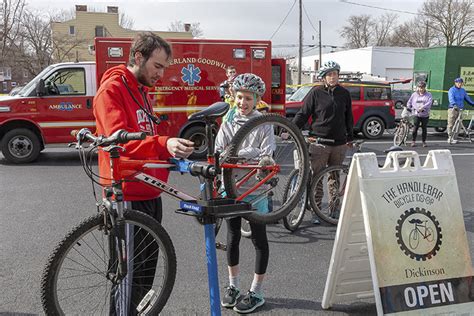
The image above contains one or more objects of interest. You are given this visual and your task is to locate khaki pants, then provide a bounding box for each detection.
[447,108,459,137]
[309,143,347,212]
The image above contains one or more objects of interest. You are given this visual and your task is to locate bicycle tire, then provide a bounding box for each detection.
[393,122,408,146]
[449,118,460,144]
[223,114,309,224]
[41,210,177,315]
[282,169,307,232]
[309,165,349,225]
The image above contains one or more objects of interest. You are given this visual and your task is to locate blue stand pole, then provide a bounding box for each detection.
[204,223,221,316]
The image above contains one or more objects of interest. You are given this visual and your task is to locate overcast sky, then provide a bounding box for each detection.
[30,0,425,57]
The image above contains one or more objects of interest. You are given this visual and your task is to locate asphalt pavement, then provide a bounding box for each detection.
[0,129,473,315]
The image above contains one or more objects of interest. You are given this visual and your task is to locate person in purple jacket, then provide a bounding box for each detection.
[407,81,433,147]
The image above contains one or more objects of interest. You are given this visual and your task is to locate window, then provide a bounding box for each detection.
[271,65,281,88]
[2,82,7,92]
[0,67,12,80]
[95,26,105,37]
[414,72,429,88]
[364,87,391,100]
[346,86,360,100]
[44,68,86,96]
[69,25,75,35]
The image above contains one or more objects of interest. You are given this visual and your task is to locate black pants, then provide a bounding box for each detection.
[226,217,269,275]
[110,197,163,315]
[412,116,429,142]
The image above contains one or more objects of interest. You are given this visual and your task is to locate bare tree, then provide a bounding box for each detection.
[374,13,399,46]
[14,8,88,75]
[168,20,204,38]
[390,18,433,47]
[422,0,474,46]
[119,12,134,29]
[340,15,374,48]
[18,9,53,75]
[1,0,26,61]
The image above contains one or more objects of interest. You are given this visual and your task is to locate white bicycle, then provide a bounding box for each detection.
[448,108,473,144]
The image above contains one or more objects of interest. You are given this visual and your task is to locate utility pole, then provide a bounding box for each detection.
[298,0,302,85]
[424,21,429,47]
[319,20,322,69]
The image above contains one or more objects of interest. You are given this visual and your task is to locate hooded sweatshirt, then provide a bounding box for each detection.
[215,110,275,159]
[93,65,171,201]
[215,110,275,196]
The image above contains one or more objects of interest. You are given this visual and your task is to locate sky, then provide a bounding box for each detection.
[29,0,426,58]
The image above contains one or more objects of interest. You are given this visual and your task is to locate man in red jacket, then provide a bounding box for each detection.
[94,32,194,314]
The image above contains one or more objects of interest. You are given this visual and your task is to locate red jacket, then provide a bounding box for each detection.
[94,65,171,201]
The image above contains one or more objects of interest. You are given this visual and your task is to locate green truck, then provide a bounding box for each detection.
[413,46,474,131]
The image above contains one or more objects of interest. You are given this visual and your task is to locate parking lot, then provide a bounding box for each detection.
[0,130,473,315]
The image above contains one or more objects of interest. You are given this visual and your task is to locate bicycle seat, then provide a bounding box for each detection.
[383,145,403,153]
[408,218,423,224]
[189,102,229,121]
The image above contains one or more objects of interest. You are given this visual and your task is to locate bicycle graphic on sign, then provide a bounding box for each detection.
[408,218,434,250]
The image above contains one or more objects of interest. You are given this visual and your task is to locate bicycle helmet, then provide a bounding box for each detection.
[317,60,341,79]
[454,77,464,83]
[232,73,266,97]
[417,81,427,88]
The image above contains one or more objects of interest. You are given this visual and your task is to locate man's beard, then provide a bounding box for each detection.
[136,62,153,87]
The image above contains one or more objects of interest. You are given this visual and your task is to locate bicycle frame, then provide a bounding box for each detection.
[107,155,279,203]
[100,142,279,316]
[453,110,472,136]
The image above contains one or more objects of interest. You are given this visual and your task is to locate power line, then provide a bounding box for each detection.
[339,0,418,15]
[269,0,297,40]
[302,3,318,35]
[273,44,343,48]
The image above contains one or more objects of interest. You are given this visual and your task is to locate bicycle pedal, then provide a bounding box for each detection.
[216,242,227,251]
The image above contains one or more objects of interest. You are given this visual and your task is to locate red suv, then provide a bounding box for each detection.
[285,81,396,139]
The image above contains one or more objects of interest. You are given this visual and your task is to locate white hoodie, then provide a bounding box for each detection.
[215,110,275,158]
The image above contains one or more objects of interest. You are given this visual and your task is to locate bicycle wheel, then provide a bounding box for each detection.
[393,122,408,146]
[309,165,349,225]
[241,219,252,238]
[223,114,309,224]
[282,169,307,232]
[41,210,177,315]
[409,229,420,249]
[449,119,460,144]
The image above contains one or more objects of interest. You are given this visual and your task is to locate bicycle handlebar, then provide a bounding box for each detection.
[71,128,146,146]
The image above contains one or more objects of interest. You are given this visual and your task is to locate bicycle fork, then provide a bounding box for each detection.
[104,194,129,285]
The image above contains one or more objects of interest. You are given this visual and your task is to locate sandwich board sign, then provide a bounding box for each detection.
[321,150,474,315]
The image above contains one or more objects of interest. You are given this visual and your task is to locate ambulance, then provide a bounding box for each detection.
[0,37,286,163]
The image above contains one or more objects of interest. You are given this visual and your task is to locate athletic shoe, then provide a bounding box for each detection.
[422,142,427,147]
[411,141,416,147]
[221,285,241,308]
[452,139,458,144]
[233,291,265,314]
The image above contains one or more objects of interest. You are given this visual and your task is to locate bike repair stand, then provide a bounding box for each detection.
[172,158,253,316]
[177,199,252,316]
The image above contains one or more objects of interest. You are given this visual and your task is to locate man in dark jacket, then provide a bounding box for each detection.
[293,60,354,224]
